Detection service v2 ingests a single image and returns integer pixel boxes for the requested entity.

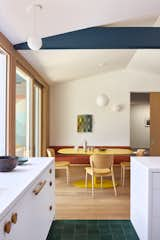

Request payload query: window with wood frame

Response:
[0,48,8,155]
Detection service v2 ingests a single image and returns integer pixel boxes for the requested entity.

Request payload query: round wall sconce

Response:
[96,94,109,107]
[111,104,122,112]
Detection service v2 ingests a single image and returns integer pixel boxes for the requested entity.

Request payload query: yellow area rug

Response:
[73,179,118,189]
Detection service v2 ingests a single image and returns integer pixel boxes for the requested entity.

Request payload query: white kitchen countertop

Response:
[131,156,160,171]
[0,157,54,220]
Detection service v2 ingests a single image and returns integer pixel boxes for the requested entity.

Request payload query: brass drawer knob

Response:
[4,221,11,234]
[49,169,52,174]
[49,181,52,186]
[11,213,18,224]
[49,205,52,211]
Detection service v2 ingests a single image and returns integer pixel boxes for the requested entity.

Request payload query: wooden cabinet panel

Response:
[150,93,160,156]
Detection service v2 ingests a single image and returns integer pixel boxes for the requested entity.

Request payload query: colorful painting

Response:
[77,115,92,132]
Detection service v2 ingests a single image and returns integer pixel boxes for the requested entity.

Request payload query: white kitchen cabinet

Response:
[0,219,5,240]
[131,157,160,240]
[0,158,54,240]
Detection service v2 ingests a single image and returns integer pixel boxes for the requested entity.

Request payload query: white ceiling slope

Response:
[107,16,158,27]
[19,50,135,83]
[19,48,160,85]
[126,16,160,74]
[127,50,160,75]
[18,15,160,85]
[1,0,160,44]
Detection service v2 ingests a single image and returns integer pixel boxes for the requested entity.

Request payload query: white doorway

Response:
[130,92,150,150]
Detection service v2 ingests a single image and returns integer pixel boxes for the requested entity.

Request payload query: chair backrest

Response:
[136,149,145,156]
[47,148,55,157]
[90,154,114,169]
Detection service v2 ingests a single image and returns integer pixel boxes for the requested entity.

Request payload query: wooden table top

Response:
[58,148,133,155]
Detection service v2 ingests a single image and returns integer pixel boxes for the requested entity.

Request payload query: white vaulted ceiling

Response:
[18,14,160,85]
[19,49,160,85]
[1,0,160,44]
[1,1,160,85]
[127,50,160,75]
[19,50,136,83]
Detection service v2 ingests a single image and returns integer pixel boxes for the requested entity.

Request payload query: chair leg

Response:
[66,167,70,184]
[92,175,94,198]
[101,176,103,189]
[122,167,125,187]
[121,166,123,183]
[85,171,88,188]
[111,170,117,197]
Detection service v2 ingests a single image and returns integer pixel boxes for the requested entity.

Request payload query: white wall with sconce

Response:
[96,94,109,107]
[49,69,160,146]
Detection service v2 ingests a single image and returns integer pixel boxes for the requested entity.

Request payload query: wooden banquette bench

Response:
[49,146,131,165]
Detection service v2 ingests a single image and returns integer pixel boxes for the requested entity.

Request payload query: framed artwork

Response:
[77,114,92,132]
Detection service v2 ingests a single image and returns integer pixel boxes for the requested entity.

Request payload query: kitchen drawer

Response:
[152,189,160,217]
[1,163,54,240]
[0,219,5,240]
[152,173,160,189]
[152,217,160,240]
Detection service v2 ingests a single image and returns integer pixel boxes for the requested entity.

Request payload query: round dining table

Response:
[58,147,133,185]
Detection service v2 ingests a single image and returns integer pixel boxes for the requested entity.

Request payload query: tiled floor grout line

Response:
[47,220,139,240]
[121,222,127,240]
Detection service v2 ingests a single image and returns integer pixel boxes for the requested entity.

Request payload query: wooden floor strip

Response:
[55,165,130,219]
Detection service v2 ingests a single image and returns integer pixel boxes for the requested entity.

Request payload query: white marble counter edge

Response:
[0,157,54,220]
[131,156,160,172]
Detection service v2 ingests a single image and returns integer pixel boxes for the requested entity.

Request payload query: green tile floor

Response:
[47,220,139,240]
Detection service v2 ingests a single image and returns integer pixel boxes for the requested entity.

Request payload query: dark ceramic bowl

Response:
[0,156,17,172]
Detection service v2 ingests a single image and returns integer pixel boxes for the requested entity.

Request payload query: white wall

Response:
[49,70,160,146]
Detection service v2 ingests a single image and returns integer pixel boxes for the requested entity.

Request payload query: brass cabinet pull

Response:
[11,213,18,224]
[49,181,52,186]
[49,205,52,211]
[4,221,11,234]
[33,180,46,195]
[49,169,52,174]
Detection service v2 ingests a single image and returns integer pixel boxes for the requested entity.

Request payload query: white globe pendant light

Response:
[96,94,109,107]
[27,35,42,51]
[27,4,42,50]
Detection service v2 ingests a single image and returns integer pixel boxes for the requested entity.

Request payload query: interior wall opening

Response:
[130,92,150,150]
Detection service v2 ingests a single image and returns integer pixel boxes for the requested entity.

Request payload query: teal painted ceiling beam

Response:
[14,27,160,50]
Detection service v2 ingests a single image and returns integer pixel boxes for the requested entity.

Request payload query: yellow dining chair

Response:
[85,154,117,197]
[120,148,145,186]
[47,148,70,184]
